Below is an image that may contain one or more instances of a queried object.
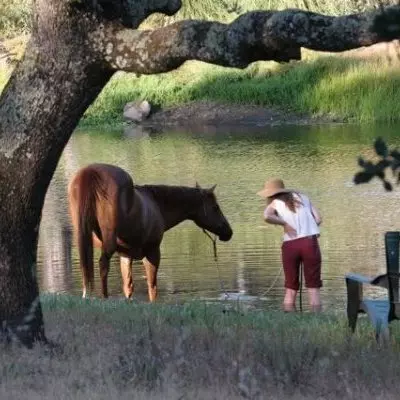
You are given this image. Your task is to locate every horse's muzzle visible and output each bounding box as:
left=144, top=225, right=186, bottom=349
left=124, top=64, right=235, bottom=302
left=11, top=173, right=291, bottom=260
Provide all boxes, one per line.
left=219, top=229, right=233, bottom=242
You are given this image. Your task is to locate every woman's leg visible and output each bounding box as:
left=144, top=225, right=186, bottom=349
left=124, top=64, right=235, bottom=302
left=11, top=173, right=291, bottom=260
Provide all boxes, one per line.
left=301, top=236, right=322, bottom=311
left=307, top=288, right=322, bottom=312
left=283, top=288, right=298, bottom=312
left=281, top=240, right=301, bottom=312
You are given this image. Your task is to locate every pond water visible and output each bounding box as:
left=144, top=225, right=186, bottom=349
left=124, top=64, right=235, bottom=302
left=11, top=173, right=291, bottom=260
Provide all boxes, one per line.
left=37, top=123, right=400, bottom=311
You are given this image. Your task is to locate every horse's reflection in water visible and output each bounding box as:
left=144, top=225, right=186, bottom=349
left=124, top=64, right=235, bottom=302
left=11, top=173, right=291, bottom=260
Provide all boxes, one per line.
left=68, top=163, right=233, bottom=301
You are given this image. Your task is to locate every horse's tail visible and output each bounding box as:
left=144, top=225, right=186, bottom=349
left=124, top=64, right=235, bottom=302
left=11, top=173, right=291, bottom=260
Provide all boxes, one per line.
left=73, top=168, right=105, bottom=293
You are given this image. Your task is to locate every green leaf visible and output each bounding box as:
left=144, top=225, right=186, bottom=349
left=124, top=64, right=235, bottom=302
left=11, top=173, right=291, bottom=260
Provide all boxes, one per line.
left=357, top=157, right=366, bottom=168
left=374, top=137, right=388, bottom=157
left=383, top=180, right=393, bottom=192
left=390, top=149, right=400, bottom=160
left=353, top=171, right=374, bottom=185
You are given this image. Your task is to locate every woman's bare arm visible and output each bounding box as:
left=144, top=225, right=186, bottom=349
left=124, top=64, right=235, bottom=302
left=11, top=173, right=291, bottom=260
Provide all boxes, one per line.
left=264, top=203, right=285, bottom=226
left=311, top=204, right=322, bottom=225
left=264, top=203, right=296, bottom=237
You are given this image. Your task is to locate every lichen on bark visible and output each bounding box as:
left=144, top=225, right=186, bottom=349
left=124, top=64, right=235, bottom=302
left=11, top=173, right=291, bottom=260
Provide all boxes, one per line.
left=93, top=6, right=400, bottom=74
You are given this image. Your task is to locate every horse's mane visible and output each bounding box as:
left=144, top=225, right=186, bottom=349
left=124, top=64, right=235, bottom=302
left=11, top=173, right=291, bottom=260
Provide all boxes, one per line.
left=138, top=184, right=205, bottom=206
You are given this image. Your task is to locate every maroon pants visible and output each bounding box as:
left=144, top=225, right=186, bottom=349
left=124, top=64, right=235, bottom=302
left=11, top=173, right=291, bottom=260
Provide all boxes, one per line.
left=281, top=235, right=322, bottom=290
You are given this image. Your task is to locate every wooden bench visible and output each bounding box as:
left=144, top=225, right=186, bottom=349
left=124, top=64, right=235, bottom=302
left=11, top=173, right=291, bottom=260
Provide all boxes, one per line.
left=345, top=231, right=400, bottom=342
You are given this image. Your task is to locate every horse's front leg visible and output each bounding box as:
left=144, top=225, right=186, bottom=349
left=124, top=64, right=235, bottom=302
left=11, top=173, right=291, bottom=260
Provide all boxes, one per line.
left=143, top=247, right=160, bottom=302
left=120, top=256, right=133, bottom=299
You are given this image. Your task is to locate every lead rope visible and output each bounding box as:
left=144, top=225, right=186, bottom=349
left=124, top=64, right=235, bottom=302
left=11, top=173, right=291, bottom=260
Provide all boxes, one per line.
left=259, top=265, right=303, bottom=312
left=299, top=262, right=303, bottom=313
left=294, top=193, right=303, bottom=312
left=260, top=267, right=283, bottom=297
left=202, top=229, right=230, bottom=299
left=202, top=229, right=217, bottom=260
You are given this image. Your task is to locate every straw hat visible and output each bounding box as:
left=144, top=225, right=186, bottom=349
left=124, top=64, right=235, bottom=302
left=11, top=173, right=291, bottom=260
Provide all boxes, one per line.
left=257, top=178, right=293, bottom=198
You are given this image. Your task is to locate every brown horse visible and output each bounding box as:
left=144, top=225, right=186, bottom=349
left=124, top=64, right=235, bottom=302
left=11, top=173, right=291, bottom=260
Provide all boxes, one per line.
left=68, top=163, right=233, bottom=301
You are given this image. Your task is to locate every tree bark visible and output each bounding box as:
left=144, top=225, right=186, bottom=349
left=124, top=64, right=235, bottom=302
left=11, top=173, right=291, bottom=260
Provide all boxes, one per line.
left=0, top=0, right=113, bottom=346
left=95, top=6, right=400, bottom=73
left=1, top=0, right=400, bottom=347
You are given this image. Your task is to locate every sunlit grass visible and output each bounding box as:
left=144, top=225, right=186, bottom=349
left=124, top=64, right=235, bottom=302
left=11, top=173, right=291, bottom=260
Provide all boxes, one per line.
left=82, top=55, right=400, bottom=126
left=2, top=1, right=400, bottom=126
left=0, top=0, right=356, bottom=36
left=142, top=0, right=398, bottom=27
left=0, top=67, right=11, bottom=91
left=2, top=52, right=400, bottom=126
left=2, top=0, right=396, bottom=37
left=0, top=0, right=31, bottom=37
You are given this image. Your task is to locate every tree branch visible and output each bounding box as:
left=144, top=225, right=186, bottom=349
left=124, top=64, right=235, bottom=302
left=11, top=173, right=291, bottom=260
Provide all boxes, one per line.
left=73, top=0, right=182, bottom=28
left=94, top=6, right=400, bottom=74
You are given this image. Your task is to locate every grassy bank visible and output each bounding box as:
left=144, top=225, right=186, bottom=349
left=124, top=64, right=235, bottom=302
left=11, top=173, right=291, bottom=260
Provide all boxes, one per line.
left=2, top=42, right=400, bottom=125
left=82, top=55, right=400, bottom=126
left=1, top=294, right=400, bottom=399
left=3, top=54, right=400, bottom=126
left=2, top=0, right=400, bottom=126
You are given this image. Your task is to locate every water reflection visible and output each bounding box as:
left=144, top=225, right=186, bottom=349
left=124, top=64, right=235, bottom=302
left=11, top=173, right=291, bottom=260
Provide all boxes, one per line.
left=38, top=124, right=400, bottom=310
left=38, top=168, right=73, bottom=294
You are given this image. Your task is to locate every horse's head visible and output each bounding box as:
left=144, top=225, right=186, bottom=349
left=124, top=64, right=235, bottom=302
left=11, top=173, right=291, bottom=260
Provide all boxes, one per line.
left=192, top=183, right=233, bottom=242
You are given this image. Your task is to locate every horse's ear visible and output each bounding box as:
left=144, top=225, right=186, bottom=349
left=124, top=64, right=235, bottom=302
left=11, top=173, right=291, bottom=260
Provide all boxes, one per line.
left=195, top=181, right=201, bottom=189
left=209, top=184, right=217, bottom=192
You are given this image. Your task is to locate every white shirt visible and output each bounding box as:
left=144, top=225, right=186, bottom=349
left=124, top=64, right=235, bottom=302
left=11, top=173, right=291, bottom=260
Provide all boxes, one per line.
left=264, top=192, right=320, bottom=242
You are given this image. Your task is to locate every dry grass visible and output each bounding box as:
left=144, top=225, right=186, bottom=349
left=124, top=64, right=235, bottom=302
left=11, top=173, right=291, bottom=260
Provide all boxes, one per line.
left=1, top=295, right=400, bottom=399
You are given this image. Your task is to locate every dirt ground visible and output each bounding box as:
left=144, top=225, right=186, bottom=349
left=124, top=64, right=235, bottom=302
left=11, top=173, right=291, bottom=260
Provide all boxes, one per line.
left=140, top=101, right=343, bottom=133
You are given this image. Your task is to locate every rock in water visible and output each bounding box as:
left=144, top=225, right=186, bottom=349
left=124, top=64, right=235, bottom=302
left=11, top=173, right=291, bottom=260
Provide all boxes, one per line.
left=123, top=100, right=151, bottom=123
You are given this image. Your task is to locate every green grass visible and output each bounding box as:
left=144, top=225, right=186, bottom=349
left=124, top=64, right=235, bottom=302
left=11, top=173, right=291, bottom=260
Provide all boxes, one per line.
left=81, top=55, right=400, bottom=126
left=2, top=49, right=400, bottom=126
left=0, top=68, right=11, bottom=90
left=2, top=294, right=400, bottom=399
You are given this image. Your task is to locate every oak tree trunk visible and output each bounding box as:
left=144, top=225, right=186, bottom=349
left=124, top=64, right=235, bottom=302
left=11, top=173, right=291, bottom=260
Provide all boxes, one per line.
left=0, top=0, right=112, bottom=346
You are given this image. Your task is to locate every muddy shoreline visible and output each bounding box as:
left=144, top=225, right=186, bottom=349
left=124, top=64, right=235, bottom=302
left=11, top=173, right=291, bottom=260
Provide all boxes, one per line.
left=138, top=101, right=344, bottom=133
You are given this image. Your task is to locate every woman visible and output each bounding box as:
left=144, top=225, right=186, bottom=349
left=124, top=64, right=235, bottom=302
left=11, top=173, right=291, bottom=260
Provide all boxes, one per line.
left=257, top=178, right=322, bottom=312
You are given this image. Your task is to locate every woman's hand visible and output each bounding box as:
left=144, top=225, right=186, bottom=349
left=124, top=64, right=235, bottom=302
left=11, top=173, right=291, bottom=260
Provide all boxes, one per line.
left=284, top=223, right=297, bottom=238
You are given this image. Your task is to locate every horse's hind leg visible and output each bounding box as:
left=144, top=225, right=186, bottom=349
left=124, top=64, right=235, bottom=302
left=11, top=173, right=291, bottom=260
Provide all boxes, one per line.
left=120, top=256, right=133, bottom=299
left=143, top=248, right=160, bottom=302
left=99, top=230, right=117, bottom=298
